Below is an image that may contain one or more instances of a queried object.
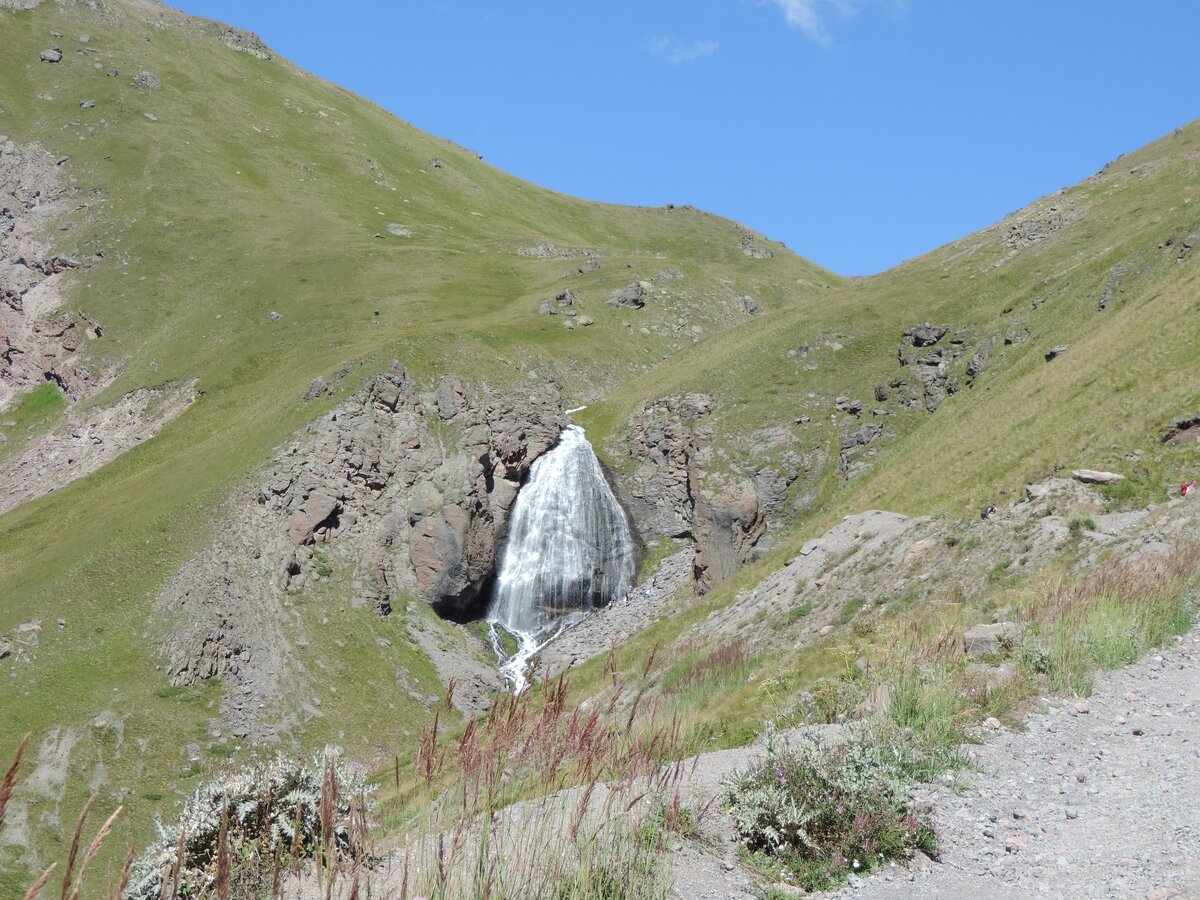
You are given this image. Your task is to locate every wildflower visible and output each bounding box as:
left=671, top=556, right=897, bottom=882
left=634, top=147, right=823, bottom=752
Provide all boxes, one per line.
left=852, top=859, right=861, bottom=869
left=836, top=804, right=846, bottom=814
left=775, top=766, right=787, bottom=785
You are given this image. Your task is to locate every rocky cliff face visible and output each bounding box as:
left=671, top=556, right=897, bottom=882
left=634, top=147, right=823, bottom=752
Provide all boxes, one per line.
left=617, top=392, right=770, bottom=594
left=157, top=365, right=562, bottom=728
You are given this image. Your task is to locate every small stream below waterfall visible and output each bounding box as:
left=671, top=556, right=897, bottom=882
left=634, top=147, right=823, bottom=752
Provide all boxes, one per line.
left=486, top=425, right=636, bottom=692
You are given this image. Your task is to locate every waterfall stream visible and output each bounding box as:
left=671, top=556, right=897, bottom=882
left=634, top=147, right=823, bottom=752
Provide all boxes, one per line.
left=487, top=425, right=637, bottom=691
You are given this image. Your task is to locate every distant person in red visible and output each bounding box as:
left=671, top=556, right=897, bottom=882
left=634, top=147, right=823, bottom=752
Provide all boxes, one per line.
left=1182, top=480, right=1197, bottom=498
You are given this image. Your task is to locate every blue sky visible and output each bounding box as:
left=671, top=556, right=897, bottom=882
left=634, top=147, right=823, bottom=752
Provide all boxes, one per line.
left=178, top=1, right=1200, bottom=275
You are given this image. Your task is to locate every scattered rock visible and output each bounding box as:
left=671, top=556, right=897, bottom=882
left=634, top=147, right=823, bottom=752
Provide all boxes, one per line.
left=1045, top=345, right=1069, bottom=362
left=537, top=300, right=556, bottom=316
left=739, top=294, right=758, bottom=315
left=963, top=622, right=1019, bottom=657
left=1072, top=469, right=1123, bottom=485
left=739, top=230, right=774, bottom=259
left=386, top=223, right=412, bottom=237
left=79, top=99, right=96, bottom=109
left=1097, top=261, right=1128, bottom=310
left=269, top=311, right=282, bottom=322
left=608, top=282, right=646, bottom=309
left=555, top=289, right=575, bottom=307
left=1161, top=414, right=1200, bottom=444
left=40, top=48, right=63, bottom=63
left=905, top=323, right=949, bottom=347
left=303, top=377, right=326, bottom=401
left=131, top=70, right=162, bottom=90
left=835, top=396, right=864, bottom=416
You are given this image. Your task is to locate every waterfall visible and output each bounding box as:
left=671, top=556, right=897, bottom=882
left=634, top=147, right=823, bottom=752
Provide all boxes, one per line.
left=487, top=425, right=637, bottom=691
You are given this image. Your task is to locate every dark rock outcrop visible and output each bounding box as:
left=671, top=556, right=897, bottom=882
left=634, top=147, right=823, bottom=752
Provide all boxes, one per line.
left=255, top=367, right=562, bottom=617
left=157, top=367, right=564, bottom=732
left=693, top=479, right=766, bottom=593
left=617, top=393, right=774, bottom=594
left=608, top=282, right=646, bottom=309
left=898, top=324, right=955, bottom=411
left=905, top=323, right=949, bottom=348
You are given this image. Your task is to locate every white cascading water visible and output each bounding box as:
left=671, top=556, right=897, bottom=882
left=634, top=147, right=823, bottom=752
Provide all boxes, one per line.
left=487, top=425, right=637, bottom=691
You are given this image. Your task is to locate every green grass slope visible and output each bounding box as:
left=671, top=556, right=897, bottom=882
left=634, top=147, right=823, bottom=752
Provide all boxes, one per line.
left=0, top=0, right=835, bottom=881
left=587, top=122, right=1200, bottom=528
left=3, top=0, right=1199, bottom=888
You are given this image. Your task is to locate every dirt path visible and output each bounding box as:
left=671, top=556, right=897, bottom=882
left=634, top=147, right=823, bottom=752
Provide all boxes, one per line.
left=667, top=626, right=1200, bottom=899
left=817, top=628, right=1200, bottom=900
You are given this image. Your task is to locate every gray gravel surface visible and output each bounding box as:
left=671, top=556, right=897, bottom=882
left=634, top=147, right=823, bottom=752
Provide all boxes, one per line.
left=821, top=631, right=1200, bottom=900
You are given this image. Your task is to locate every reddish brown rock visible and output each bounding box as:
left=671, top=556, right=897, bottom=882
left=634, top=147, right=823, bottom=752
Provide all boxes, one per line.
left=289, top=490, right=339, bottom=545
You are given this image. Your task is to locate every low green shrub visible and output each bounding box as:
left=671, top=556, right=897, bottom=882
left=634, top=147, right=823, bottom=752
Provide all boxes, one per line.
left=786, top=603, right=814, bottom=624
left=723, top=734, right=936, bottom=892
left=835, top=597, right=867, bottom=626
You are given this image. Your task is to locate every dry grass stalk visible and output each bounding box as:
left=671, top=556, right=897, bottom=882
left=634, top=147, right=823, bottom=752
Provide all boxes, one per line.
left=22, top=863, right=56, bottom=900
left=216, top=802, right=231, bottom=900
left=66, top=804, right=122, bottom=900
left=0, top=732, right=30, bottom=832
left=114, top=843, right=135, bottom=900
left=60, top=793, right=96, bottom=900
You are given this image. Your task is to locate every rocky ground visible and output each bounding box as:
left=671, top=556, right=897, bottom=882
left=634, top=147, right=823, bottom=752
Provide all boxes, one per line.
left=652, top=623, right=1200, bottom=899
left=0, top=380, right=195, bottom=515
left=0, top=137, right=103, bottom=411
left=819, top=630, right=1200, bottom=899
left=539, top=547, right=696, bottom=674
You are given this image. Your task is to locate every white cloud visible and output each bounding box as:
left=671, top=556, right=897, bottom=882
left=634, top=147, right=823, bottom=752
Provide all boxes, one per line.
left=647, top=36, right=720, bottom=64
left=764, top=0, right=904, bottom=44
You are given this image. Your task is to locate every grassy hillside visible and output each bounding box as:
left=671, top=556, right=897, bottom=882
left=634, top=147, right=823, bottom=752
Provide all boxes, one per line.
left=561, top=121, right=1200, bottom=777
left=2, top=0, right=1199, bottom=890
left=0, top=0, right=834, bottom=882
